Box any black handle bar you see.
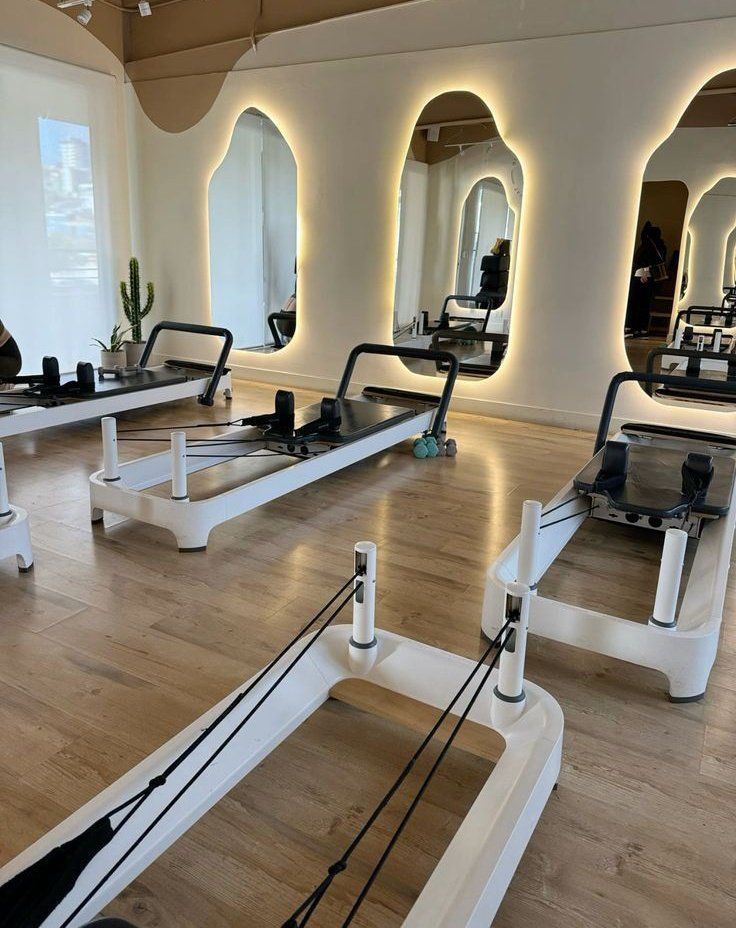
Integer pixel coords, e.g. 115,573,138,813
336,343,459,439
139,321,233,406
595,370,736,453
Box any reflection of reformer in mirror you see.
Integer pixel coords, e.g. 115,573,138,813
406,243,512,377
482,370,736,702
646,305,736,400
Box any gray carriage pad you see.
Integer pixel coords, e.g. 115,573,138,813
573,442,736,517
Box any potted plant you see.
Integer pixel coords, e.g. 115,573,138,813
120,257,155,366
92,323,130,370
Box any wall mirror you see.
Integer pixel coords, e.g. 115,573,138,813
392,91,522,379
208,108,297,352
625,69,736,408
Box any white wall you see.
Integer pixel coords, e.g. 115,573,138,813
128,1,736,433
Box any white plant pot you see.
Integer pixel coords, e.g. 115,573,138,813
124,340,146,367
100,349,127,370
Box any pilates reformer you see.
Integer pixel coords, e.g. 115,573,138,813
646,345,736,404
482,369,736,702
0,441,33,572
0,535,563,928
0,322,233,439
89,343,460,551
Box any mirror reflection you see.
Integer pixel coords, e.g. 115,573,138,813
393,91,522,378
625,71,736,405
208,108,297,352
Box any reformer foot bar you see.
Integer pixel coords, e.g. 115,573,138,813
89,343,460,551
482,370,736,701
0,441,32,572
0,323,233,439
0,535,562,928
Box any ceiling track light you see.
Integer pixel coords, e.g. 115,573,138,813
57,0,93,27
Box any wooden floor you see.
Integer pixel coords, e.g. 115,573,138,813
1,380,735,927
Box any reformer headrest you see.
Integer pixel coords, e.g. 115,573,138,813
681,452,714,506
592,440,629,491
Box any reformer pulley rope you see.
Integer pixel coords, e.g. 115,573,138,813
117,420,241,433
539,504,598,531
59,576,362,928
282,617,515,928
0,571,362,928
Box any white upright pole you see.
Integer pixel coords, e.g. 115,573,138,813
101,417,120,482
492,500,542,726
170,431,189,502
0,442,11,519
349,540,377,672
649,528,688,628
713,328,723,352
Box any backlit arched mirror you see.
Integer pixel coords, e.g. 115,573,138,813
393,91,522,379
208,108,297,352
625,69,736,408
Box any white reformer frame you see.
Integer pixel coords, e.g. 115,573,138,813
89,343,461,552
0,441,33,572
482,374,736,701
0,322,233,440
0,537,563,928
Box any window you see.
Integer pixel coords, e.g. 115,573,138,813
0,45,125,371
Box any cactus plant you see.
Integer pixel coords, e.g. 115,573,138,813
120,257,154,344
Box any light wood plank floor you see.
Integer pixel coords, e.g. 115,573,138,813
0,380,735,927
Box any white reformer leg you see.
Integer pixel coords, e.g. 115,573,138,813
170,431,189,503
170,430,211,552
649,528,688,629
492,500,540,728
0,443,33,572
349,540,378,674
92,417,120,524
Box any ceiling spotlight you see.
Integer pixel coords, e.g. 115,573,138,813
138,1,152,15
56,0,92,25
